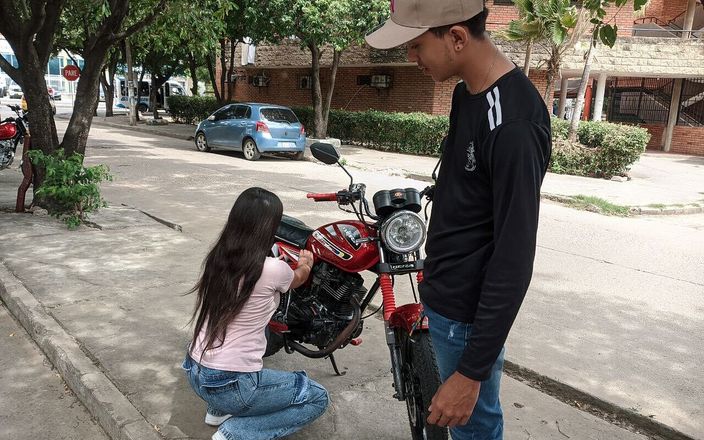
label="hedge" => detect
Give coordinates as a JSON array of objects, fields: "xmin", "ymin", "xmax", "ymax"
[
  {"xmin": 167, "ymin": 97, "xmax": 649, "ymax": 178},
  {"xmin": 550, "ymin": 118, "xmax": 650, "ymax": 178},
  {"xmin": 292, "ymin": 107, "xmax": 449, "ymax": 156},
  {"xmin": 167, "ymin": 96, "xmax": 223, "ymax": 124}
]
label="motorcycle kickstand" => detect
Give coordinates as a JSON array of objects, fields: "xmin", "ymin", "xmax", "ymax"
[{"xmin": 327, "ymin": 353, "xmax": 346, "ymax": 376}]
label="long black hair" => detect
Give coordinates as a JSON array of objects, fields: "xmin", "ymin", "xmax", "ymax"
[{"xmin": 189, "ymin": 187, "xmax": 283, "ymax": 354}]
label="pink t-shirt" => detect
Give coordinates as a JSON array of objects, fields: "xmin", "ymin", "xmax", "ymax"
[{"xmin": 190, "ymin": 257, "xmax": 294, "ymax": 372}]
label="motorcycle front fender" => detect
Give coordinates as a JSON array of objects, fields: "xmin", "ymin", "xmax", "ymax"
[{"xmin": 388, "ymin": 303, "xmax": 429, "ymax": 335}]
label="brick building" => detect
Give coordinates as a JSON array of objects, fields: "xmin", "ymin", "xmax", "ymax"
[{"xmin": 223, "ymin": 0, "xmax": 704, "ymax": 156}]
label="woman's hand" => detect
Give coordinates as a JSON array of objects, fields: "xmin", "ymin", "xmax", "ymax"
[{"xmin": 290, "ymin": 249, "xmax": 314, "ymax": 289}]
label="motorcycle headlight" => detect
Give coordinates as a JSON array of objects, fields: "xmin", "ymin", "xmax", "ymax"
[{"xmin": 380, "ymin": 211, "xmax": 426, "ymax": 254}]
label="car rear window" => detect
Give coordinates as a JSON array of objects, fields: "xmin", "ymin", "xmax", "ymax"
[{"xmin": 260, "ymin": 108, "xmax": 299, "ymax": 123}]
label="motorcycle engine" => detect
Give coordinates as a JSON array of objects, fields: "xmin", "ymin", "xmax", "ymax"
[
  {"xmin": 0, "ymin": 140, "xmax": 15, "ymax": 169},
  {"xmin": 277, "ymin": 262, "xmax": 366, "ymax": 348}
]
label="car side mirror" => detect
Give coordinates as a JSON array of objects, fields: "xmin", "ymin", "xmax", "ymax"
[
  {"xmin": 310, "ymin": 143, "xmax": 340, "ymax": 165},
  {"xmin": 207, "ymin": 115, "xmax": 216, "ymax": 121}
]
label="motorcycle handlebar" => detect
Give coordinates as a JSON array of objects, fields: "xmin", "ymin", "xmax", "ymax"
[{"xmin": 306, "ymin": 192, "xmax": 338, "ymax": 202}]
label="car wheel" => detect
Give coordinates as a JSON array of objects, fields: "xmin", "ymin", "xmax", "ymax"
[
  {"xmin": 195, "ymin": 132, "xmax": 211, "ymax": 152},
  {"xmin": 293, "ymin": 151, "xmax": 305, "ymax": 160},
  {"xmin": 137, "ymin": 103, "xmax": 148, "ymax": 113},
  {"xmin": 242, "ymin": 138, "xmax": 261, "ymax": 161}
]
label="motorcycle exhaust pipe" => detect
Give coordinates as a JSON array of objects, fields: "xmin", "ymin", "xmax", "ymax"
[{"xmin": 286, "ymin": 298, "xmax": 361, "ymax": 359}]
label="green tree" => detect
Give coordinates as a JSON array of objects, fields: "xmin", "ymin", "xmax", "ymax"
[
  {"xmin": 500, "ymin": 0, "xmax": 585, "ymax": 105},
  {"xmin": 263, "ymin": 0, "xmax": 388, "ymax": 138},
  {"xmin": 0, "ymin": 0, "xmax": 166, "ymax": 200},
  {"xmin": 567, "ymin": 0, "xmax": 648, "ymax": 142}
]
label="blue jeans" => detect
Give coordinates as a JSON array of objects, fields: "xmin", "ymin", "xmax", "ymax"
[
  {"xmin": 423, "ymin": 303, "xmax": 505, "ymax": 440},
  {"xmin": 182, "ymin": 355, "xmax": 329, "ymax": 440}
]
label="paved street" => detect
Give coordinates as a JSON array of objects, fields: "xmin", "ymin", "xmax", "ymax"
[{"xmin": 1, "ymin": 118, "xmax": 702, "ymax": 439}]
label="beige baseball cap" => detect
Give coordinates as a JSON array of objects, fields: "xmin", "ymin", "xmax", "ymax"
[{"xmin": 366, "ymin": 0, "xmax": 485, "ymax": 50}]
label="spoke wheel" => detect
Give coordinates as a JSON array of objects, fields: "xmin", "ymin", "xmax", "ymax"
[{"xmin": 401, "ymin": 331, "xmax": 448, "ymax": 440}]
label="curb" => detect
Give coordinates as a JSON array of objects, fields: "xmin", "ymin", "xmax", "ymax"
[
  {"xmin": 0, "ymin": 261, "xmax": 164, "ymax": 440},
  {"xmin": 543, "ymin": 193, "xmax": 704, "ymax": 216},
  {"xmin": 58, "ymin": 115, "xmax": 195, "ymax": 142}
]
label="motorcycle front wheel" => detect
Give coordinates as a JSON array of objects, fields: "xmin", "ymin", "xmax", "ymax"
[{"xmin": 400, "ymin": 330, "xmax": 448, "ymax": 440}]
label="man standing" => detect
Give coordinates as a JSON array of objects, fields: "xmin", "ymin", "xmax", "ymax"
[{"xmin": 366, "ymin": 2, "xmax": 551, "ymax": 439}]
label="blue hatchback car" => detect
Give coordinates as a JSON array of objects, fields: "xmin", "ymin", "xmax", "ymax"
[{"xmin": 194, "ymin": 103, "xmax": 306, "ymax": 161}]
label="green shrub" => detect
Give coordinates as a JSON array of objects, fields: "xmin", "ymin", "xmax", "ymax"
[
  {"xmin": 549, "ymin": 118, "xmax": 649, "ymax": 178},
  {"xmin": 28, "ymin": 149, "xmax": 112, "ymax": 229},
  {"xmin": 168, "ymin": 96, "xmax": 223, "ymax": 124},
  {"xmin": 292, "ymin": 107, "xmax": 448, "ymax": 156}
]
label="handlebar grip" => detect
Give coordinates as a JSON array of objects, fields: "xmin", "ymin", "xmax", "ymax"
[{"xmin": 306, "ymin": 192, "xmax": 338, "ymax": 202}]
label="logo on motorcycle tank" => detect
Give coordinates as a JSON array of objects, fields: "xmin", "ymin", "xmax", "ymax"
[{"xmin": 312, "ymin": 230, "xmax": 353, "ymax": 260}]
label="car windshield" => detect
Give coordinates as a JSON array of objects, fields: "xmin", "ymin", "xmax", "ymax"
[{"xmin": 260, "ymin": 108, "xmax": 298, "ymax": 124}]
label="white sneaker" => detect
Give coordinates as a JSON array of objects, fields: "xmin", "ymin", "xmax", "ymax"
[
  {"xmin": 205, "ymin": 412, "xmax": 232, "ymax": 426},
  {"xmin": 212, "ymin": 431, "xmax": 228, "ymax": 440}
]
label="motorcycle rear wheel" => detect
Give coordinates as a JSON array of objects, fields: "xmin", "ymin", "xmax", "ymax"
[
  {"xmin": 401, "ymin": 330, "xmax": 448, "ymax": 440},
  {"xmin": 264, "ymin": 326, "xmax": 285, "ymax": 357}
]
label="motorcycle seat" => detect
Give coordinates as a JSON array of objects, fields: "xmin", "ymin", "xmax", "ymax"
[{"xmin": 276, "ymin": 214, "xmax": 314, "ymax": 249}]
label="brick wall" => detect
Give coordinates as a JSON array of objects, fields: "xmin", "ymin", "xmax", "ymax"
[
  {"xmin": 642, "ymin": 0, "xmax": 691, "ymax": 23},
  {"xmin": 485, "ymin": 1, "xmax": 634, "ymax": 33},
  {"xmin": 233, "ymin": 66, "xmax": 439, "ymax": 114},
  {"xmin": 642, "ymin": 123, "xmax": 665, "ymax": 150},
  {"xmin": 670, "ymin": 126, "xmax": 704, "ymax": 155}
]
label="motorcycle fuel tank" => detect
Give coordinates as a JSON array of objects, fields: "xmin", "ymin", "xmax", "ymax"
[
  {"xmin": 308, "ymin": 221, "xmax": 379, "ymax": 273},
  {"xmin": 0, "ymin": 122, "xmax": 17, "ymax": 140}
]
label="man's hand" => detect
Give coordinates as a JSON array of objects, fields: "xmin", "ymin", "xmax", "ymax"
[
  {"xmin": 427, "ymin": 372, "xmax": 481, "ymax": 428},
  {"xmin": 297, "ymin": 250, "xmax": 314, "ymax": 269}
]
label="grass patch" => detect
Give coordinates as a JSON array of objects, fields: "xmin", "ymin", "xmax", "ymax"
[{"xmin": 565, "ymin": 195, "xmax": 631, "ymax": 216}]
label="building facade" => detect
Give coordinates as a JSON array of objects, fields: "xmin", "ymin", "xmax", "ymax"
[{"xmin": 223, "ymin": 0, "xmax": 704, "ymax": 156}]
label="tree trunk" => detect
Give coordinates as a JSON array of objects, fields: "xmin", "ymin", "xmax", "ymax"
[
  {"xmin": 523, "ymin": 40, "xmax": 533, "ymax": 76},
  {"xmin": 188, "ymin": 52, "xmax": 199, "ymax": 96},
  {"xmin": 219, "ymin": 39, "xmax": 227, "ymax": 103},
  {"xmin": 150, "ymin": 75, "xmax": 159, "ymax": 119},
  {"xmin": 226, "ymin": 40, "xmax": 237, "ymax": 102},
  {"xmin": 61, "ymin": 47, "xmax": 110, "ymax": 157},
  {"xmin": 205, "ymin": 53, "xmax": 222, "ymax": 103},
  {"xmin": 543, "ymin": 52, "xmax": 558, "ymax": 110},
  {"xmin": 310, "ymin": 44, "xmax": 325, "ymax": 139},
  {"xmin": 568, "ymin": 42, "xmax": 595, "ymax": 142},
  {"xmin": 20, "ymin": 54, "xmax": 61, "ymax": 194},
  {"xmin": 320, "ymin": 49, "xmax": 341, "ymax": 139},
  {"xmin": 125, "ymin": 39, "xmax": 137, "ymax": 126}
]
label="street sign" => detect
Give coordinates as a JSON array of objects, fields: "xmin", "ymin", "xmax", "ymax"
[{"xmin": 62, "ymin": 65, "xmax": 80, "ymax": 81}]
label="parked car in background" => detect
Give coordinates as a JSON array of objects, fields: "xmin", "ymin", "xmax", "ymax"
[
  {"xmin": 194, "ymin": 103, "xmax": 306, "ymax": 161},
  {"xmin": 21, "ymin": 94, "xmax": 56, "ymax": 115},
  {"xmin": 115, "ymin": 96, "xmax": 150, "ymax": 113},
  {"xmin": 8, "ymin": 85, "xmax": 23, "ymax": 99},
  {"xmin": 48, "ymin": 86, "xmax": 62, "ymax": 100}
]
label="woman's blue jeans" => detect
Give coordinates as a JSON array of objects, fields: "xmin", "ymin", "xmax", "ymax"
[
  {"xmin": 423, "ymin": 303, "xmax": 506, "ymax": 440},
  {"xmin": 182, "ymin": 355, "xmax": 329, "ymax": 440}
]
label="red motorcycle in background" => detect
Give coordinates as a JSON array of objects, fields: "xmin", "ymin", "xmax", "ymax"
[
  {"xmin": 266, "ymin": 142, "xmax": 447, "ymax": 440},
  {"xmin": 0, "ymin": 104, "xmax": 29, "ymax": 170}
]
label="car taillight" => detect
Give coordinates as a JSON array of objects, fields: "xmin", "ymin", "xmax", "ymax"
[
  {"xmin": 256, "ymin": 121, "xmax": 270, "ymax": 133},
  {"xmin": 300, "ymin": 124, "xmax": 305, "ymax": 135}
]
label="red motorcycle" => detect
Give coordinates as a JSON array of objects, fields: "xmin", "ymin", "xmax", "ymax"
[
  {"xmin": 266, "ymin": 143, "xmax": 447, "ymax": 440},
  {"xmin": 0, "ymin": 104, "xmax": 29, "ymax": 170}
]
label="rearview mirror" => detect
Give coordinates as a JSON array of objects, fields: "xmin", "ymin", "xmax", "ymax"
[
  {"xmin": 310, "ymin": 143, "xmax": 340, "ymax": 165},
  {"xmin": 207, "ymin": 115, "xmax": 216, "ymax": 121}
]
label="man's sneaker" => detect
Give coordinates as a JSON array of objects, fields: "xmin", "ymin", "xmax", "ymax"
[
  {"xmin": 212, "ymin": 431, "xmax": 228, "ymax": 440},
  {"xmin": 205, "ymin": 412, "xmax": 232, "ymax": 426}
]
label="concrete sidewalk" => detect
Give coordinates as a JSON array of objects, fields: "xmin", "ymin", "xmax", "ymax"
[
  {"xmin": 85, "ymin": 114, "xmax": 704, "ymax": 214},
  {"xmin": 0, "ymin": 144, "xmax": 664, "ymax": 438}
]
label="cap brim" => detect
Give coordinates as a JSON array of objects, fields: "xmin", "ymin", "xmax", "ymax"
[{"xmin": 365, "ymin": 18, "xmax": 428, "ymax": 50}]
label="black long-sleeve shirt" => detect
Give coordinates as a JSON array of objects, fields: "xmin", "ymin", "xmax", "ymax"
[{"xmin": 419, "ymin": 68, "xmax": 551, "ymax": 381}]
